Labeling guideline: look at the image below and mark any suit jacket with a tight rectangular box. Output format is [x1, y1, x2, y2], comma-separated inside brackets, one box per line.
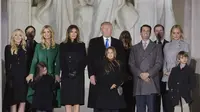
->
[168, 64, 195, 106]
[87, 36, 125, 108]
[87, 36, 125, 77]
[154, 39, 169, 50]
[154, 39, 169, 74]
[26, 40, 37, 72]
[129, 40, 163, 95]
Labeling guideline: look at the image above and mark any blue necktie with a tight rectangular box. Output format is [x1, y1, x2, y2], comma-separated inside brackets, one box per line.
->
[105, 39, 109, 48]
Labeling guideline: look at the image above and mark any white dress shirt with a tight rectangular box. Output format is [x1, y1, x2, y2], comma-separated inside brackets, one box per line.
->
[103, 36, 111, 47]
[142, 39, 150, 49]
[156, 39, 164, 44]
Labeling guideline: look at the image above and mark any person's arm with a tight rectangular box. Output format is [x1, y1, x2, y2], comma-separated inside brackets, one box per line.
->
[148, 45, 163, 78]
[5, 45, 11, 76]
[54, 44, 60, 76]
[28, 80, 37, 90]
[168, 67, 175, 90]
[80, 43, 87, 71]
[29, 44, 39, 75]
[128, 47, 142, 77]
[188, 68, 196, 90]
[87, 39, 96, 77]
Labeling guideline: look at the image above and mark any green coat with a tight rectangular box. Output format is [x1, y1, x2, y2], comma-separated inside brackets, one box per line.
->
[27, 43, 61, 107]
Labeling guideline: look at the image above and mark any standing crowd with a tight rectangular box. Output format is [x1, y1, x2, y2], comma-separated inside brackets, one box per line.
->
[3, 22, 195, 112]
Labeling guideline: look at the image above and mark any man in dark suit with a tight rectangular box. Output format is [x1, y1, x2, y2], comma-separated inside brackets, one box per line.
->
[87, 22, 125, 112]
[25, 25, 37, 112]
[129, 24, 163, 112]
[25, 26, 37, 71]
[153, 24, 172, 112]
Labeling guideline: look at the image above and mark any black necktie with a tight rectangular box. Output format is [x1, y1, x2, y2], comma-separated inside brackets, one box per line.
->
[158, 41, 162, 44]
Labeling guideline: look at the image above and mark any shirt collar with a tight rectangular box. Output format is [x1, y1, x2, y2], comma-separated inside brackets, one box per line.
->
[156, 39, 164, 44]
[103, 36, 111, 40]
[142, 39, 150, 44]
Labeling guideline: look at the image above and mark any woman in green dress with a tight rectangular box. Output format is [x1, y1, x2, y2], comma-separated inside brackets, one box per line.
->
[26, 25, 61, 108]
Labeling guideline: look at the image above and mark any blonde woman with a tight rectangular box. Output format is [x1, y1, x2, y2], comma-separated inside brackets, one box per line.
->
[26, 25, 61, 109]
[60, 25, 87, 112]
[162, 25, 190, 112]
[3, 29, 27, 112]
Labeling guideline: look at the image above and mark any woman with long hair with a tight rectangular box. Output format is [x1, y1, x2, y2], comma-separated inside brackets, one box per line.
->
[60, 25, 87, 112]
[94, 47, 126, 112]
[26, 25, 61, 109]
[119, 30, 135, 112]
[162, 25, 190, 112]
[3, 29, 28, 112]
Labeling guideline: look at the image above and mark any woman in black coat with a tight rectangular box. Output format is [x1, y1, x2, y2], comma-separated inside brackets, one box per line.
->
[119, 31, 135, 112]
[3, 29, 28, 112]
[95, 47, 126, 112]
[60, 25, 87, 112]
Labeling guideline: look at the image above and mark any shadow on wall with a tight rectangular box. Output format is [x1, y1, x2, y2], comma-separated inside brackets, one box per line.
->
[189, 59, 200, 112]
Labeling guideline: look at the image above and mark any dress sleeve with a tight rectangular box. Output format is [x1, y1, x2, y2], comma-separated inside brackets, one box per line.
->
[54, 44, 60, 76]
[5, 45, 11, 75]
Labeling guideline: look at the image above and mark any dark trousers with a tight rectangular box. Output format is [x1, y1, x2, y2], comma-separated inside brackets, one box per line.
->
[120, 80, 135, 112]
[94, 109, 119, 112]
[156, 82, 174, 112]
[135, 94, 157, 112]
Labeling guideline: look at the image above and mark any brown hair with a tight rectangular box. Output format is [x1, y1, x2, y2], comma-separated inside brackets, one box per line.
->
[119, 30, 132, 49]
[104, 47, 120, 73]
[177, 51, 189, 60]
[64, 25, 81, 43]
[170, 24, 184, 40]
[34, 62, 47, 81]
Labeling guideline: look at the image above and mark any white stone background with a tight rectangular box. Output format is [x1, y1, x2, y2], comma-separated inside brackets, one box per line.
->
[1, 0, 200, 112]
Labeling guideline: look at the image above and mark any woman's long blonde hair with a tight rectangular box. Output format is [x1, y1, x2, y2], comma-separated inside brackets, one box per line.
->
[10, 29, 26, 55]
[170, 25, 184, 40]
[41, 25, 56, 49]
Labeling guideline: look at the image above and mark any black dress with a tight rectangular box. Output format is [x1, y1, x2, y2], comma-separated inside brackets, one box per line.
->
[95, 59, 126, 109]
[29, 75, 59, 111]
[3, 45, 28, 106]
[60, 41, 87, 105]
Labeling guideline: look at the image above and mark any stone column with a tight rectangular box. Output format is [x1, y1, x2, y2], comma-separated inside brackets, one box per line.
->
[8, 0, 32, 37]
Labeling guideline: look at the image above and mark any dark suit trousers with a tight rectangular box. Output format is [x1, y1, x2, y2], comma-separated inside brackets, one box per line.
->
[135, 94, 157, 112]
[94, 109, 119, 112]
[156, 82, 174, 112]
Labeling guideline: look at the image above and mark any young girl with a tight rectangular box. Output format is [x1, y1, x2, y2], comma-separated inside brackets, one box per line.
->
[29, 62, 60, 112]
[95, 46, 126, 112]
[168, 51, 195, 112]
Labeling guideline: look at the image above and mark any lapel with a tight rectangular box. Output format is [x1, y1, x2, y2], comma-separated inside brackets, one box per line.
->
[99, 36, 106, 51]
[111, 37, 115, 47]
[140, 40, 156, 62]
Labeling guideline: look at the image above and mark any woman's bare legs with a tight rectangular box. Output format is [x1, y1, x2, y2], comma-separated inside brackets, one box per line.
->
[10, 104, 17, 112]
[65, 105, 72, 112]
[18, 102, 25, 112]
[74, 104, 80, 112]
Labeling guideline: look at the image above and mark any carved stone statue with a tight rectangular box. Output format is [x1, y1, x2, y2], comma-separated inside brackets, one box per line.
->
[34, 0, 138, 44]
[134, 0, 176, 42]
[90, 0, 138, 41]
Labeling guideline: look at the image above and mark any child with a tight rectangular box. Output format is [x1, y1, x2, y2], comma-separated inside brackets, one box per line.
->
[168, 51, 195, 112]
[95, 46, 126, 112]
[29, 62, 60, 112]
